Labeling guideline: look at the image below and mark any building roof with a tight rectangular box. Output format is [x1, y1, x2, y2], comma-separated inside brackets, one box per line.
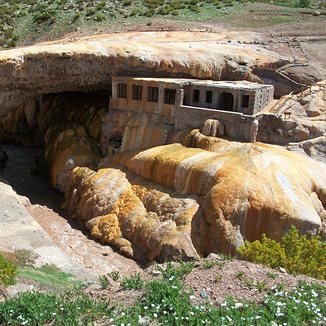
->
[112, 76, 273, 90]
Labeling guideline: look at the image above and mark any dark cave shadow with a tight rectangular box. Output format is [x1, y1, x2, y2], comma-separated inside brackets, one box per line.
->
[0, 144, 90, 235]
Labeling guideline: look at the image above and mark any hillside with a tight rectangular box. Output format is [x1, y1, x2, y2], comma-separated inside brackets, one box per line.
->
[0, 0, 325, 48]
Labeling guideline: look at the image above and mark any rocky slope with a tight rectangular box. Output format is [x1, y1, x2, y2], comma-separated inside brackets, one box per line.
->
[0, 31, 284, 118]
[257, 81, 326, 150]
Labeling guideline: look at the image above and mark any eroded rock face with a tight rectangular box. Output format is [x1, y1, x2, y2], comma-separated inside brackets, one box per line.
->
[299, 136, 326, 163]
[257, 83, 326, 149]
[1, 32, 325, 262]
[61, 132, 326, 258]
[44, 125, 100, 193]
[65, 166, 200, 262]
[0, 31, 283, 118]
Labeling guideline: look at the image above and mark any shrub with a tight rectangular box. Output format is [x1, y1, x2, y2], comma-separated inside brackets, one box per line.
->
[238, 226, 326, 279]
[120, 272, 143, 290]
[0, 254, 17, 287]
[298, 0, 310, 7]
[33, 11, 55, 24]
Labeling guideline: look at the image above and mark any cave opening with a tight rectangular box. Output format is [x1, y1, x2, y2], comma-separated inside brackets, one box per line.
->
[0, 90, 143, 274]
[107, 135, 123, 155]
[0, 90, 109, 232]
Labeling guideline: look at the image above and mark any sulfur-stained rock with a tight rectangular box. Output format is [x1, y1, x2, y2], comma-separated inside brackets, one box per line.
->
[99, 133, 326, 255]
[44, 125, 100, 193]
[65, 166, 200, 262]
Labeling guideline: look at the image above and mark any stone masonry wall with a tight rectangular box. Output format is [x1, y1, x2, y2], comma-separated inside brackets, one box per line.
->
[175, 105, 256, 142]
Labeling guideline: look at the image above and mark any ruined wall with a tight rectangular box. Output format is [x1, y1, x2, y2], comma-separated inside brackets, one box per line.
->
[175, 105, 257, 142]
[183, 84, 273, 115]
[251, 86, 274, 114]
[110, 77, 183, 124]
[253, 68, 306, 97]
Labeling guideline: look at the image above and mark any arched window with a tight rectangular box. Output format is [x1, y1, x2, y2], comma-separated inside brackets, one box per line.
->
[219, 92, 234, 111]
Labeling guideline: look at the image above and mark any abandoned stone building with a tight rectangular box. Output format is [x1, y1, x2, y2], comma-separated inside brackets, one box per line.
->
[103, 77, 274, 153]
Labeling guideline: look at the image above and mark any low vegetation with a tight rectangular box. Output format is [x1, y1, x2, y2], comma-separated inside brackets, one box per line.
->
[18, 264, 80, 290]
[238, 226, 326, 280]
[0, 286, 111, 325]
[0, 254, 16, 287]
[0, 261, 325, 325]
[0, 0, 323, 48]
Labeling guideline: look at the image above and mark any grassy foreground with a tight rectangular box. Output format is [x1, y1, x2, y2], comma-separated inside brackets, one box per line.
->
[1, 262, 325, 325]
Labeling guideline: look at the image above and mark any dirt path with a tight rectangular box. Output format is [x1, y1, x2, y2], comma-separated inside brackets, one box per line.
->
[0, 144, 140, 277]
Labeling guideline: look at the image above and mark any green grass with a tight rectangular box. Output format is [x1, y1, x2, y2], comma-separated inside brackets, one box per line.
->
[99, 275, 109, 289]
[0, 286, 112, 325]
[0, 261, 325, 325]
[108, 270, 120, 281]
[120, 272, 144, 290]
[18, 264, 80, 290]
[0, 0, 321, 48]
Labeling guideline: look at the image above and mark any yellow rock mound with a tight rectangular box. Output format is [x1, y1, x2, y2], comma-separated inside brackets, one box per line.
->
[96, 132, 326, 255]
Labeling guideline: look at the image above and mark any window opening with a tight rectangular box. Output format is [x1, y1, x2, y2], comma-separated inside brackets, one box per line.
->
[164, 88, 176, 105]
[205, 91, 213, 103]
[242, 95, 249, 108]
[193, 89, 200, 103]
[132, 85, 143, 101]
[117, 83, 127, 99]
[219, 92, 234, 111]
[147, 86, 159, 102]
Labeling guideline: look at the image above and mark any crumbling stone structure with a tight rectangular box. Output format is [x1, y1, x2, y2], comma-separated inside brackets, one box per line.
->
[104, 77, 274, 151]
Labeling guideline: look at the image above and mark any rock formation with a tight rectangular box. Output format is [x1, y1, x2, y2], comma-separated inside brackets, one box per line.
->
[0, 32, 325, 262]
[257, 82, 326, 150]
[60, 130, 326, 259]
[0, 31, 284, 118]
[65, 166, 200, 262]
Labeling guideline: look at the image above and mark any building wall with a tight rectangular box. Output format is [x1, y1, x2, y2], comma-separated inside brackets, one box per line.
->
[175, 105, 257, 142]
[251, 86, 274, 114]
[108, 77, 272, 145]
[183, 84, 274, 115]
[110, 77, 183, 124]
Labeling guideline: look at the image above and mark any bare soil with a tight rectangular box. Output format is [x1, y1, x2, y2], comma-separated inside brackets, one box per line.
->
[86, 257, 326, 308]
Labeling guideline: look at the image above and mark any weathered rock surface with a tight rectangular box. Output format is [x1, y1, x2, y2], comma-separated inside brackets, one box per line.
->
[0, 31, 283, 117]
[0, 178, 95, 280]
[65, 166, 200, 262]
[299, 136, 326, 163]
[0, 32, 325, 262]
[63, 133, 326, 257]
[257, 82, 326, 151]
